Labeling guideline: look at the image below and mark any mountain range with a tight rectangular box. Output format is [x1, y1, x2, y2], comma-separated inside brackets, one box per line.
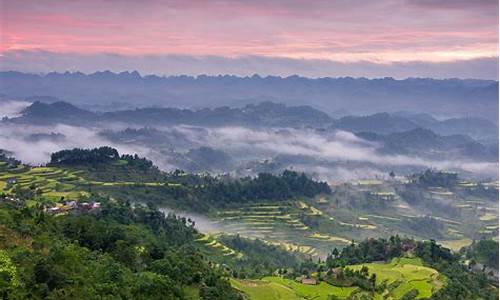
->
[5, 100, 497, 164]
[1, 71, 498, 121]
[11, 100, 498, 142]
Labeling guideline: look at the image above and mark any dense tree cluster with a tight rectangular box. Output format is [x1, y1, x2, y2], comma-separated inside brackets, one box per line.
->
[50, 147, 155, 171]
[197, 170, 331, 205]
[326, 236, 409, 267]
[414, 169, 458, 187]
[50, 147, 162, 181]
[50, 146, 120, 165]
[0, 150, 21, 167]
[463, 239, 499, 269]
[218, 234, 302, 278]
[0, 198, 240, 299]
[324, 266, 377, 291]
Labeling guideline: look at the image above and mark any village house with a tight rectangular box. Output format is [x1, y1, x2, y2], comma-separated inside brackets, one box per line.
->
[301, 278, 317, 285]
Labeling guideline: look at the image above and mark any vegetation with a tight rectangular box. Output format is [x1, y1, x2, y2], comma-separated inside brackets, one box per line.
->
[464, 239, 499, 269]
[196, 170, 331, 206]
[0, 197, 240, 299]
[325, 237, 498, 300]
[217, 234, 302, 278]
[0, 148, 497, 299]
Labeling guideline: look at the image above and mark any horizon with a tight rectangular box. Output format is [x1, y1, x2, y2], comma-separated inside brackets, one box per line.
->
[1, 0, 498, 79]
[2, 69, 499, 82]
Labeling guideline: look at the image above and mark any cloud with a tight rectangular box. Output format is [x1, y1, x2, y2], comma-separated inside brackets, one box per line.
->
[1, 51, 498, 80]
[2, 1, 497, 64]
[0, 99, 32, 118]
[0, 122, 496, 180]
[0, 123, 172, 168]
[158, 125, 499, 178]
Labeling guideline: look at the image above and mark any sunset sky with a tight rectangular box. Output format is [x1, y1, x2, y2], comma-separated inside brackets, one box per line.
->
[1, 0, 498, 78]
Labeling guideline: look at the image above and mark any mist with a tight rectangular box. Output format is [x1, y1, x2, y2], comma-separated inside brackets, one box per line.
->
[165, 125, 499, 179]
[0, 100, 32, 118]
[0, 121, 496, 181]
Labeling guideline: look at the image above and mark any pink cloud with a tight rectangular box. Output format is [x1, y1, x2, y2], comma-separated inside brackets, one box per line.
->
[0, 0, 498, 62]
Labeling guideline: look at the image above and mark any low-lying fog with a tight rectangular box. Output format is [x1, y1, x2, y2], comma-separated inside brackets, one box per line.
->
[0, 120, 497, 181]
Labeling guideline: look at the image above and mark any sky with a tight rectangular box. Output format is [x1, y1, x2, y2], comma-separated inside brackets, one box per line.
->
[1, 0, 498, 79]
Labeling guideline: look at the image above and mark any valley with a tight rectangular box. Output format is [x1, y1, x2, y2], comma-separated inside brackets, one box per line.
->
[1, 156, 497, 259]
[0, 147, 497, 299]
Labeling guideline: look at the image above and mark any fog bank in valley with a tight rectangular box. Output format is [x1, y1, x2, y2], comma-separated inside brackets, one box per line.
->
[0, 119, 497, 181]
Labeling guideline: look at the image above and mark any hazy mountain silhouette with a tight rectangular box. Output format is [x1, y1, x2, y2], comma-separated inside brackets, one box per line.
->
[1, 71, 497, 121]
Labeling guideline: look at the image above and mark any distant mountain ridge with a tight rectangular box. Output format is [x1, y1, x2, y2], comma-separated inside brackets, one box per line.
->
[7, 100, 498, 163]
[12, 100, 334, 128]
[1, 71, 497, 121]
[356, 128, 498, 161]
[10, 100, 498, 142]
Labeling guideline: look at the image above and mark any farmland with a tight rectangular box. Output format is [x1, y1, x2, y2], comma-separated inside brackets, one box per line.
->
[2, 160, 496, 260]
[231, 258, 443, 300]
[349, 258, 442, 299]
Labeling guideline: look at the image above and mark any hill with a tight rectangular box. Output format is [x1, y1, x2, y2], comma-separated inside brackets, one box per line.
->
[1, 71, 497, 121]
[0, 148, 497, 299]
[356, 128, 498, 161]
[9, 100, 334, 128]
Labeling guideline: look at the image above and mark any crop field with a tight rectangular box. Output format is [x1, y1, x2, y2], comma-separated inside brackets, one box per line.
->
[231, 277, 355, 300]
[231, 258, 443, 300]
[0, 164, 90, 202]
[230, 278, 300, 300]
[214, 202, 354, 256]
[0, 164, 181, 204]
[2, 162, 496, 259]
[195, 234, 243, 258]
[439, 239, 473, 251]
[349, 258, 443, 299]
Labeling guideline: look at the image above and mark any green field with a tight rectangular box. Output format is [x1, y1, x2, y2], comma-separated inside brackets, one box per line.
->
[231, 258, 443, 300]
[0, 164, 177, 204]
[349, 258, 443, 299]
[231, 277, 356, 300]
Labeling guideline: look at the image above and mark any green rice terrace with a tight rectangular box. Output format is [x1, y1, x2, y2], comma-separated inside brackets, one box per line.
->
[0, 148, 498, 299]
[231, 258, 443, 300]
[203, 179, 498, 257]
[0, 157, 497, 259]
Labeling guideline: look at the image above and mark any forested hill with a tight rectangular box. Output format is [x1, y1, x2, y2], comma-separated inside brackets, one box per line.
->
[0, 196, 241, 299]
[0, 147, 498, 299]
[8, 100, 498, 142]
[48, 147, 331, 211]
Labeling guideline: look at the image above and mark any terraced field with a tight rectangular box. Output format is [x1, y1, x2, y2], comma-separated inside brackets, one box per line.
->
[0, 164, 180, 204]
[231, 277, 356, 300]
[0, 165, 90, 201]
[231, 258, 443, 300]
[349, 258, 443, 299]
[2, 161, 496, 259]
[213, 203, 353, 256]
[195, 234, 243, 259]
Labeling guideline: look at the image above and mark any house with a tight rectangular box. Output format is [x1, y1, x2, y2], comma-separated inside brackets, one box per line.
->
[301, 278, 317, 285]
[64, 200, 78, 208]
[48, 207, 61, 213]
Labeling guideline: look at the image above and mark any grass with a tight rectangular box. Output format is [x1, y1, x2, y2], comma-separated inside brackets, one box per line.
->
[231, 277, 356, 300]
[264, 277, 356, 299]
[230, 278, 301, 300]
[349, 258, 442, 299]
